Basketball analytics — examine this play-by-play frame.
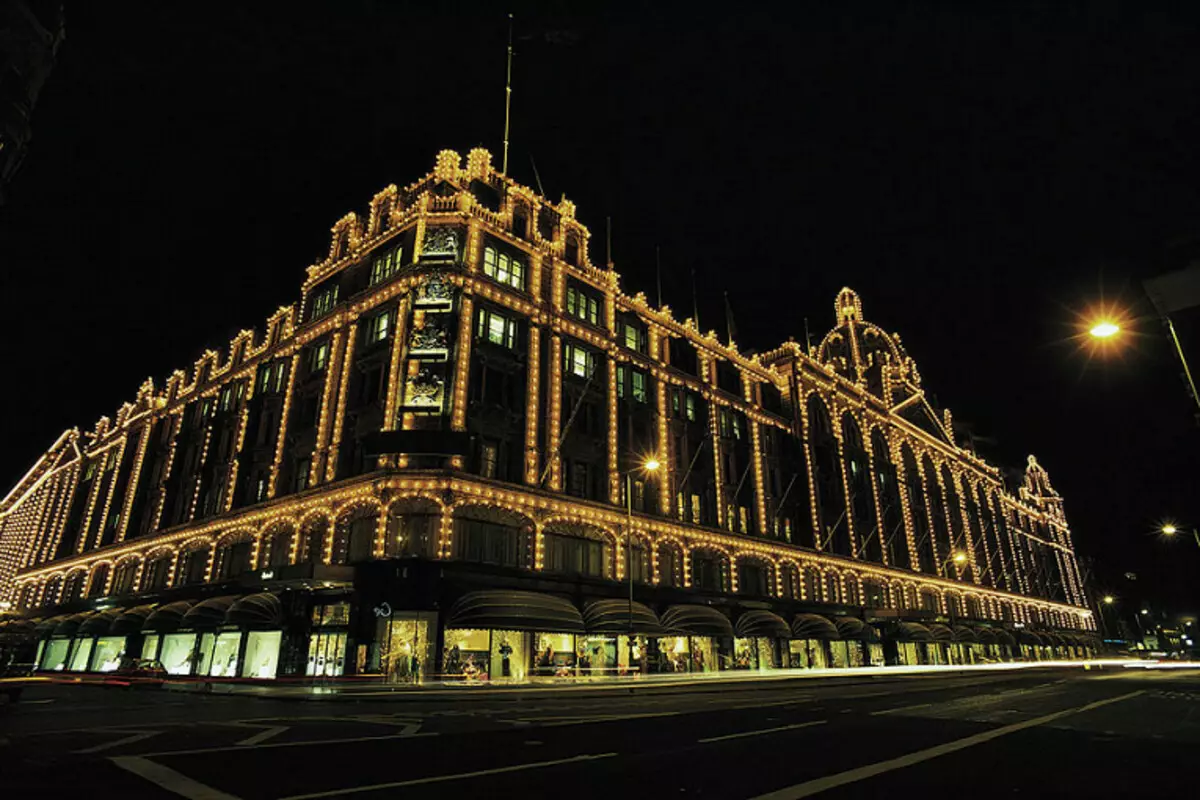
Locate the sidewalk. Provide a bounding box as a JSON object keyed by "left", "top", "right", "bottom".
{"left": 156, "top": 659, "right": 1146, "bottom": 702}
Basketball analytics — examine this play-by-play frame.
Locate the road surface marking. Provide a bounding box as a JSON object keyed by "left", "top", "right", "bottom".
{"left": 110, "top": 756, "right": 243, "bottom": 800}
{"left": 276, "top": 752, "right": 619, "bottom": 799}
{"left": 750, "top": 690, "right": 1145, "bottom": 799}
{"left": 870, "top": 703, "right": 932, "bottom": 716}
{"left": 236, "top": 725, "right": 289, "bottom": 746}
{"left": 138, "top": 730, "right": 439, "bottom": 758}
{"left": 23, "top": 698, "right": 56, "bottom": 704}
{"left": 75, "top": 729, "right": 162, "bottom": 754}
{"left": 699, "top": 719, "right": 827, "bottom": 743}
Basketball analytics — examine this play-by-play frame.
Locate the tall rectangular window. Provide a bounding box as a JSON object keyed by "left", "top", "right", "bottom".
{"left": 310, "top": 286, "right": 338, "bottom": 320}
{"left": 631, "top": 370, "right": 647, "bottom": 403}
{"left": 482, "top": 245, "right": 525, "bottom": 290}
{"left": 367, "top": 310, "right": 391, "bottom": 345}
{"left": 480, "top": 441, "right": 498, "bottom": 478}
{"left": 370, "top": 246, "right": 402, "bottom": 286}
{"left": 621, "top": 322, "right": 645, "bottom": 352}
{"left": 566, "top": 286, "right": 600, "bottom": 325}
{"left": 563, "top": 342, "right": 594, "bottom": 378}
{"left": 685, "top": 393, "right": 698, "bottom": 422}
{"left": 310, "top": 340, "right": 330, "bottom": 372}
{"left": 476, "top": 307, "right": 517, "bottom": 349}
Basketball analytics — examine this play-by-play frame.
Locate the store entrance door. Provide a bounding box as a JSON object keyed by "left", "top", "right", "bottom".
{"left": 306, "top": 631, "right": 347, "bottom": 677}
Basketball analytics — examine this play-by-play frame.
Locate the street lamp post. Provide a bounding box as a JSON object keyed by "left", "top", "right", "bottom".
{"left": 939, "top": 549, "right": 968, "bottom": 579}
{"left": 1161, "top": 523, "right": 1200, "bottom": 549}
{"left": 624, "top": 458, "right": 660, "bottom": 675}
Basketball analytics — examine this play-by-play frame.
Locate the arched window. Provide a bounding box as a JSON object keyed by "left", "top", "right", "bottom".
{"left": 627, "top": 538, "right": 652, "bottom": 584}
{"left": 658, "top": 543, "right": 684, "bottom": 587}
{"left": 872, "top": 430, "right": 909, "bottom": 570}
{"left": 260, "top": 526, "right": 295, "bottom": 568}
{"left": 965, "top": 596, "right": 983, "bottom": 619}
{"left": 43, "top": 575, "right": 64, "bottom": 606}
{"left": 843, "top": 577, "right": 861, "bottom": 606}
{"left": 808, "top": 396, "right": 849, "bottom": 557}
{"left": 802, "top": 567, "right": 820, "bottom": 601}
{"left": 63, "top": 570, "right": 85, "bottom": 602}
{"left": 111, "top": 560, "right": 138, "bottom": 596}
{"left": 737, "top": 561, "right": 771, "bottom": 596}
{"left": 384, "top": 502, "right": 439, "bottom": 559}
{"left": 142, "top": 554, "right": 170, "bottom": 591}
{"left": 919, "top": 590, "right": 940, "bottom": 613}
{"left": 824, "top": 572, "right": 842, "bottom": 604}
{"left": 332, "top": 509, "right": 379, "bottom": 565}
{"left": 176, "top": 546, "right": 211, "bottom": 586}
{"left": 543, "top": 527, "right": 613, "bottom": 579}
{"left": 215, "top": 537, "right": 254, "bottom": 580}
{"left": 86, "top": 564, "right": 110, "bottom": 598}
{"left": 902, "top": 447, "right": 935, "bottom": 574}
{"left": 780, "top": 564, "right": 799, "bottom": 599}
{"left": 299, "top": 518, "right": 329, "bottom": 564}
{"left": 946, "top": 593, "right": 963, "bottom": 618}
{"left": 842, "top": 415, "right": 879, "bottom": 561}
{"left": 691, "top": 549, "right": 730, "bottom": 592}
{"left": 863, "top": 580, "right": 886, "bottom": 608}
{"left": 923, "top": 455, "right": 952, "bottom": 572}
{"left": 455, "top": 510, "right": 532, "bottom": 569}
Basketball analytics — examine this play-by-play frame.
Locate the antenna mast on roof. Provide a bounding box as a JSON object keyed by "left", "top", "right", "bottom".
{"left": 691, "top": 268, "right": 701, "bottom": 329}
{"left": 502, "top": 13, "right": 514, "bottom": 174}
{"left": 529, "top": 154, "right": 546, "bottom": 196}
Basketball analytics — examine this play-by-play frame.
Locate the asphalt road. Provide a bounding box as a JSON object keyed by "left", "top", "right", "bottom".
{"left": 4, "top": 665, "right": 1199, "bottom": 798}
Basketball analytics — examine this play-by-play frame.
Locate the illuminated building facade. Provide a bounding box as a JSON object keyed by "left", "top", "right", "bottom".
{"left": 0, "top": 149, "right": 1096, "bottom": 681}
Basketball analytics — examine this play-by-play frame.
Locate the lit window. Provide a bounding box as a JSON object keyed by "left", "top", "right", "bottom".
{"left": 564, "top": 343, "right": 593, "bottom": 378}
{"left": 370, "top": 246, "right": 402, "bottom": 286}
{"left": 481, "top": 442, "right": 498, "bottom": 478}
{"left": 622, "top": 322, "right": 643, "bottom": 352}
{"left": 271, "top": 361, "right": 287, "bottom": 393}
{"left": 739, "top": 506, "right": 750, "bottom": 534}
{"left": 482, "top": 246, "right": 525, "bottom": 290}
{"left": 566, "top": 286, "right": 600, "bottom": 325}
{"left": 310, "top": 286, "right": 338, "bottom": 320}
{"left": 617, "top": 365, "right": 627, "bottom": 399}
{"left": 367, "top": 310, "right": 391, "bottom": 344}
{"left": 310, "top": 341, "right": 330, "bottom": 372}
{"left": 685, "top": 393, "right": 697, "bottom": 422}
{"left": 476, "top": 307, "right": 517, "bottom": 349}
{"left": 672, "top": 389, "right": 681, "bottom": 416}
{"left": 631, "top": 370, "right": 647, "bottom": 403}
{"left": 219, "top": 386, "right": 233, "bottom": 411}
{"left": 690, "top": 494, "right": 702, "bottom": 524}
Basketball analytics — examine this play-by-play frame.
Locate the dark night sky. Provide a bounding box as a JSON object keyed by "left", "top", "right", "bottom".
{"left": 3, "top": 2, "right": 1199, "bottom": 619}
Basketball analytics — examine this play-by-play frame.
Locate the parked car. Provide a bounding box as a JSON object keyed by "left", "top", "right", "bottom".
{"left": 103, "top": 658, "right": 168, "bottom": 689}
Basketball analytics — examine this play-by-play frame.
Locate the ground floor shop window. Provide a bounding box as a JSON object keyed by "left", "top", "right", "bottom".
{"left": 444, "top": 628, "right": 491, "bottom": 679}
{"left": 41, "top": 639, "right": 70, "bottom": 671}
{"left": 658, "top": 635, "right": 720, "bottom": 673}
{"left": 198, "top": 631, "right": 242, "bottom": 677}
{"left": 373, "top": 616, "right": 433, "bottom": 684}
{"left": 141, "top": 634, "right": 160, "bottom": 660}
{"left": 34, "top": 640, "right": 45, "bottom": 670}
{"left": 868, "top": 643, "right": 885, "bottom": 666}
{"left": 612, "top": 635, "right": 646, "bottom": 675}
{"left": 68, "top": 638, "right": 94, "bottom": 672}
{"left": 897, "top": 642, "right": 919, "bottom": 666}
{"left": 307, "top": 631, "right": 347, "bottom": 677}
{"left": 242, "top": 631, "right": 282, "bottom": 679}
{"left": 734, "top": 638, "right": 778, "bottom": 670}
{"left": 534, "top": 632, "right": 577, "bottom": 676}
{"left": 91, "top": 637, "right": 126, "bottom": 672}
{"left": 161, "top": 633, "right": 198, "bottom": 675}
{"left": 788, "top": 639, "right": 828, "bottom": 669}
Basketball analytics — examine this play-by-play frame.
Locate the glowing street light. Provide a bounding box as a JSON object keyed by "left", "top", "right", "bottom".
{"left": 1103, "top": 596, "right": 1115, "bottom": 605}
{"left": 1089, "top": 321, "right": 1120, "bottom": 339}
{"left": 952, "top": 550, "right": 967, "bottom": 564}
{"left": 642, "top": 457, "right": 661, "bottom": 473}
{"left": 1161, "top": 524, "right": 1178, "bottom": 536}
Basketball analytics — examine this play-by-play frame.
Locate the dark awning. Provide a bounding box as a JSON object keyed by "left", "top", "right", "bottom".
{"left": 142, "top": 600, "right": 196, "bottom": 633}
{"left": 832, "top": 616, "right": 878, "bottom": 641}
{"left": 1015, "top": 629, "right": 1042, "bottom": 646}
{"left": 661, "top": 605, "right": 734, "bottom": 638}
{"left": 226, "top": 593, "right": 285, "bottom": 629}
{"left": 792, "top": 613, "right": 839, "bottom": 640}
{"left": 926, "top": 623, "right": 954, "bottom": 643}
{"left": 1042, "top": 633, "right": 1065, "bottom": 647}
{"left": 77, "top": 609, "right": 121, "bottom": 636}
{"left": 735, "top": 610, "right": 790, "bottom": 639}
{"left": 582, "top": 599, "right": 664, "bottom": 636}
{"left": 889, "top": 622, "right": 934, "bottom": 642}
{"left": 974, "top": 627, "right": 998, "bottom": 644}
{"left": 951, "top": 625, "right": 978, "bottom": 643}
{"left": 53, "top": 613, "right": 89, "bottom": 639}
{"left": 0, "top": 618, "right": 37, "bottom": 641}
{"left": 992, "top": 629, "right": 1016, "bottom": 647}
{"left": 112, "top": 605, "right": 157, "bottom": 636}
{"left": 182, "top": 596, "right": 240, "bottom": 630}
{"left": 35, "top": 615, "right": 67, "bottom": 638}
{"left": 448, "top": 590, "right": 586, "bottom": 634}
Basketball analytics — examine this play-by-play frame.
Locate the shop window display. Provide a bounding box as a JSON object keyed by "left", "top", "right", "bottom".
{"left": 788, "top": 639, "right": 828, "bottom": 669}
{"left": 160, "top": 632, "right": 198, "bottom": 675}
{"left": 306, "top": 631, "right": 347, "bottom": 677}
{"left": 90, "top": 637, "right": 126, "bottom": 672}
{"left": 68, "top": 638, "right": 95, "bottom": 671}
{"left": 373, "top": 616, "right": 433, "bottom": 683}
{"left": 141, "top": 634, "right": 160, "bottom": 660}
{"left": 491, "top": 630, "right": 529, "bottom": 681}
{"left": 198, "top": 631, "right": 242, "bottom": 677}
{"left": 40, "top": 639, "right": 70, "bottom": 671}
{"left": 241, "top": 631, "right": 282, "bottom": 679}
{"left": 534, "top": 632, "right": 576, "bottom": 676}
{"left": 443, "top": 628, "right": 491, "bottom": 680}
{"left": 734, "top": 638, "right": 778, "bottom": 670}
{"left": 579, "top": 635, "right": 617, "bottom": 676}
{"left": 657, "top": 636, "right": 719, "bottom": 673}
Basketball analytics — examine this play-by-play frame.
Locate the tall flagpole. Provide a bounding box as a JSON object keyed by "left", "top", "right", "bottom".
{"left": 502, "top": 13, "right": 514, "bottom": 174}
